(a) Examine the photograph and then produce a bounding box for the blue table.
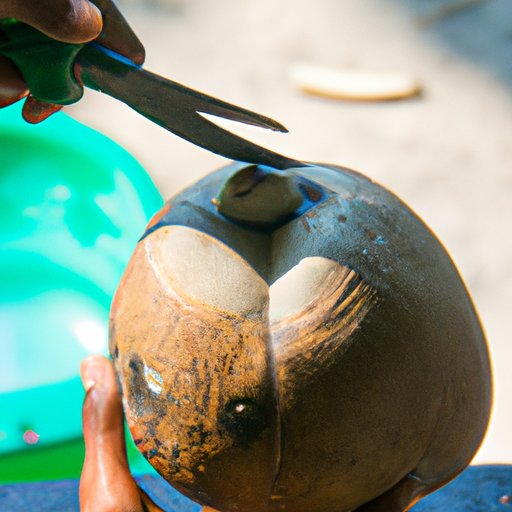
[1,465,511,511]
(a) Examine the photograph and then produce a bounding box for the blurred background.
[1,0,511,483]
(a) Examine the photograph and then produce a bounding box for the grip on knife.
[0,20,84,105]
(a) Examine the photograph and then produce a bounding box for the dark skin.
[80,355,163,512]
[0,0,103,118]
[80,356,219,512]
[0,0,144,121]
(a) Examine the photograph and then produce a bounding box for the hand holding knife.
[0,0,300,169]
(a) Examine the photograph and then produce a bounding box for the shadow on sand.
[394,0,512,87]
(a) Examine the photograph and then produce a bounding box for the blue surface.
[413,465,512,511]
[0,465,511,511]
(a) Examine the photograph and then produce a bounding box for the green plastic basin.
[0,104,163,480]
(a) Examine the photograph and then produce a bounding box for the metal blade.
[75,43,301,169]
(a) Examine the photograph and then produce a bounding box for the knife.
[0,12,301,170]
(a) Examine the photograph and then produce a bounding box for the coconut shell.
[110,162,491,512]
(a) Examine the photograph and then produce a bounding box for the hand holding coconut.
[79,355,220,512]
[79,355,164,512]
[110,162,492,512]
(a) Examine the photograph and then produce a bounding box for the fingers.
[0,58,61,121]
[22,96,63,123]
[0,0,144,62]
[93,0,145,65]
[79,355,144,512]
[2,0,103,44]
[0,0,144,120]
[79,355,164,512]
[0,55,28,107]
[0,0,101,118]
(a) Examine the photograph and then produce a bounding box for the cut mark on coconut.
[144,226,376,398]
[269,257,341,324]
[269,257,377,398]
[146,225,268,318]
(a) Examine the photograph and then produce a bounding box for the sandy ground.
[69,0,512,464]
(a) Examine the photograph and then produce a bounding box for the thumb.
[0,56,28,107]
[1,0,103,44]
[79,355,144,512]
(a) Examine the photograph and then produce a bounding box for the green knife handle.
[0,19,84,105]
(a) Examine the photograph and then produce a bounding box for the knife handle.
[0,19,84,105]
